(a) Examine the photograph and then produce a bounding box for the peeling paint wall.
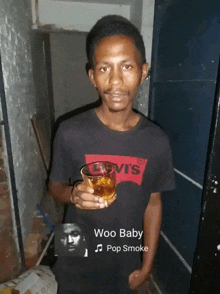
[0,0,50,243]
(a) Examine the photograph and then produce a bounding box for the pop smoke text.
[107,245,148,253]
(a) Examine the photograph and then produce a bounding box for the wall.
[35,0,130,31]
[0,0,51,280]
[0,123,20,282]
[141,0,155,66]
[133,0,155,116]
[149,0,220,292]
[50,33,97,120]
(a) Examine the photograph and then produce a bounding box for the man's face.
[60,224,83,253]
[89,35,149,112]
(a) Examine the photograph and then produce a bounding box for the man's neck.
[95,106,140,131]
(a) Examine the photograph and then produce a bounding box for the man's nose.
[68,235,74,243]
[109,68,122,85]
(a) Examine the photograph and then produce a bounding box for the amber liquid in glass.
[88,176,115,200]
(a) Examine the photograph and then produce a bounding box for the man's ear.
[88,68,97,88]
[141,63,149,84]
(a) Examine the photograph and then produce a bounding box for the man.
[49,15,175,294]
[55,223,88,257]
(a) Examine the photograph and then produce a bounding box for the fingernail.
[105,200,108,207]
[99,197,105,203]
[99,203,105,209]
[89,188,94,193]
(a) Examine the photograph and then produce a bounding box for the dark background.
[149,0,220,293]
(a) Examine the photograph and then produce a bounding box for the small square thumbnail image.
[55,223,88,257]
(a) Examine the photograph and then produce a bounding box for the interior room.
[0,0,220,293]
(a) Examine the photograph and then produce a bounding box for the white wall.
[31,0,154,63]
[34,0,130,31]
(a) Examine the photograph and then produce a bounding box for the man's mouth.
[68,245,77,251]
[105,90,128,100]
[106,90,127,95]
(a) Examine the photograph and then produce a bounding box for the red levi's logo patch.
[85,155,148,186]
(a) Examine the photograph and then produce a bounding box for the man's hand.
[128,192,162,290]
[70,181,116,210]
[128,269,150,290]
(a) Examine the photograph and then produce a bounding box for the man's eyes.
[123,64,132,70]
[100,67,109,72]
[70,232,80,237]
[99,65,132,72]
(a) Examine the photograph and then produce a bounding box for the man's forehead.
[93,34,141,63]
[63,224,81,233]
[95,34,134,50]
[95,57,134,65]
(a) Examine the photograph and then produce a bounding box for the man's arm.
[49,182,74,203]
[129,192,162,290]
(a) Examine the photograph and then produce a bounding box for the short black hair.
[86,15,146,68]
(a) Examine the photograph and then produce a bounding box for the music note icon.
[95,244,103,252]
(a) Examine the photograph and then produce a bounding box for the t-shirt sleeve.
[151,136,176,193]
[49,125,71,184]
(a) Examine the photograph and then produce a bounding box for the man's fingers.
[75,197,108,210]
[77,194,107,207]
[75,190,102,202]
[71,181,116,210]
[75,182,94,194]
[73,190,108,209]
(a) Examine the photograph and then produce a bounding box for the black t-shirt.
[50,109,175,292]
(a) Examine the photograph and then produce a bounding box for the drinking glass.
[80,161,116,200]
